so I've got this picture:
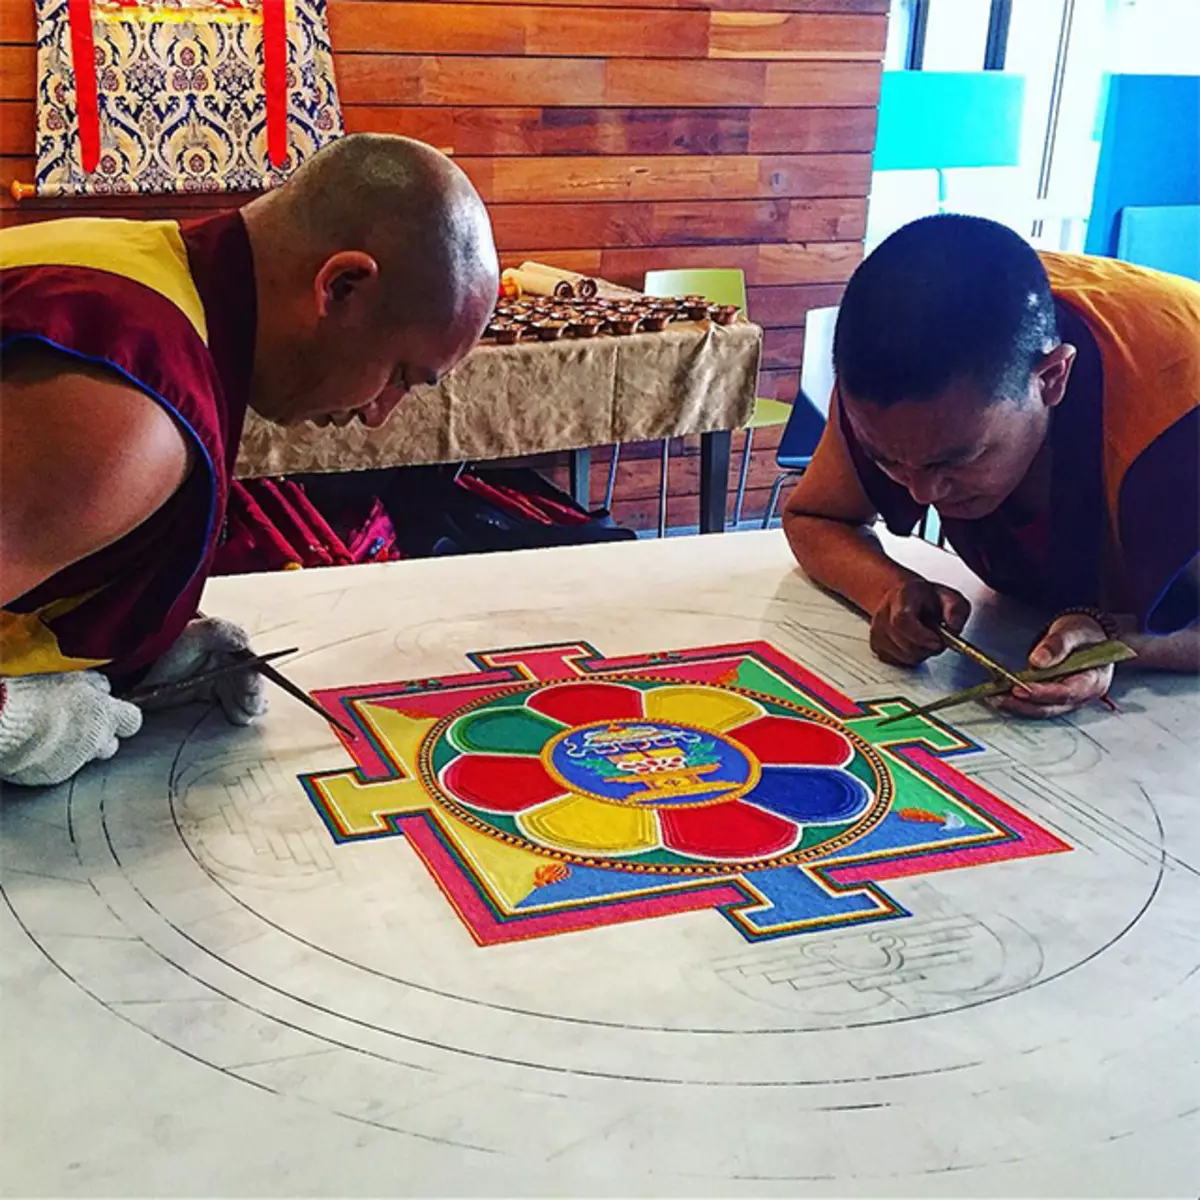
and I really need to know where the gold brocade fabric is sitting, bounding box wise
[234,320,764,478]
[34,0,342,196]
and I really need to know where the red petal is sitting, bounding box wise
[441,755,564,813]
[660,800,799,861]
[731,715,851,768]
[527,681,644,726]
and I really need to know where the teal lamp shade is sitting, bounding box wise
[873,71,1026,172]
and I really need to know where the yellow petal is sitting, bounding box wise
[644,684,762,733]
[518,794,659,855]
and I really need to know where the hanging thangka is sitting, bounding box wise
[33,0,343,197]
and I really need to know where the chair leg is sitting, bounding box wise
[604,445,620,512]
[657,439,670,538]
[733,428,754,528]
[568,447,590,510]
[762,470,804,530]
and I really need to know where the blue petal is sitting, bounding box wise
[745,767,870,825]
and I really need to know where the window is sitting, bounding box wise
[921,0,992,71]
[878,0,1199,249]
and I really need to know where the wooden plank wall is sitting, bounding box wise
[0,0,884,529]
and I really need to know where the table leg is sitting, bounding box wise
[699,430,732,534]
[569,448,591,510]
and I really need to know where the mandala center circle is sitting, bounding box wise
[542,719,760,809]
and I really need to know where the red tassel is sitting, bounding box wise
[261,0,288,169]
[67,0,100,173]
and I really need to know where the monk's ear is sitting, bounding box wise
[313,251,380,321]
[1034,343,1076,409]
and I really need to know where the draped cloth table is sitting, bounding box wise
[234,314,764,532]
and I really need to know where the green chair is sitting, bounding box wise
[633,268,791,534]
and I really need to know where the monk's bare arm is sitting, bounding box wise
[0,346,192,608]
[782,396,919,615]
[1121,626,1200,671]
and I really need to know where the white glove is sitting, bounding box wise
[139,617,269,726]
[0,672,143,787]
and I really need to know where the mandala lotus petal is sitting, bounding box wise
[659,800,800,860]
[744,766,870,825]
[730,715,852,767]
[448,706,561,755]
[518,795,659,855]
[643,684,763,732]
[526,681,644,726]
[441,754,565,813]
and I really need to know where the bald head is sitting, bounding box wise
[257,133,498,326]
[243,135,499,429]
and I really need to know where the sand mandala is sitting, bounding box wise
[301,641,1070,944]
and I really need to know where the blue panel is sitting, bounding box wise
[1116,205,1200,281]
[873,71,1026,171]
[1085,75,1200,257]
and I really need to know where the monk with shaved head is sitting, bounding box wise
[244,134,498,429]
[0,135,499,785]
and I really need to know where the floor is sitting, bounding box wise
[2,532,1196,1197]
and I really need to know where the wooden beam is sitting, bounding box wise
[372,0,889,11]
[708,11,885,59]
[0,46,33,100]
[348,106,758,157]
[758,368,802,399]
[343,104,877,157]
[335,55,605,107]
[327,3,883,60]
[488,196,864,250]
[474,153,871,203]
[0,0,34,42]
[497,240,860,288]
[606,58,875,107]
[747,105,876,153]
[527,6,709,57]
[0,102,879,160]
[761,325,805,369]
[0,0,887,46]
[0,101,32,155]
[745,281,846,323]
[332,54,879,108]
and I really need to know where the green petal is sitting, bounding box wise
[449,707,562,756]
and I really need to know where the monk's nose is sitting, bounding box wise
[903,468,951,507]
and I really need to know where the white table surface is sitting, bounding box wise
[2,530,1197,1197]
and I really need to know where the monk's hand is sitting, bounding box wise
[0,672,143,787]
[870,578,971,667]
[139,617,269,726]
[991,612,1114,719]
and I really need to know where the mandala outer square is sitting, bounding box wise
[299,641,1071,945]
